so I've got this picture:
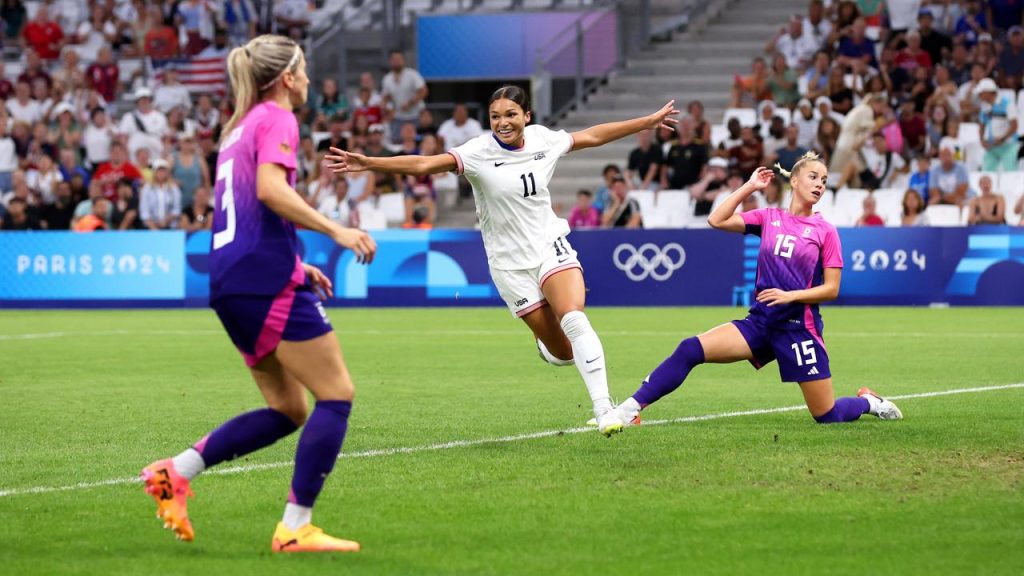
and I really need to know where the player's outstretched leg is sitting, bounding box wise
[270,334,360,553]
[857,387,904,420]
[801,379,902,423]
[141,357,305,543]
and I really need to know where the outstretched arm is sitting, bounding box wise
[325,147,457,177]
[707,166,774,232]
[570,100,679,152]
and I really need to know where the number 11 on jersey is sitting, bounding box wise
[520,172,536,198]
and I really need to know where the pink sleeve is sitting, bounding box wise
[255,112,298,170]
[821,225,844,268]
[740,208,766,226]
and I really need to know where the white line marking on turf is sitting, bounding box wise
[1,383,1021,500]
[2,329,1022,341]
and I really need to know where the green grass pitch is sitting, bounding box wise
[0,307,1021,575]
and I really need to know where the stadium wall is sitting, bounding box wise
[1,228,1022,308]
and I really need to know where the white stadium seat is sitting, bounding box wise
[998,171,1024,224]
[658,190,694,228]
[872,188,904,226]
[356,201,388,230]
[812,189,837,223]
[377,193,407,224]
[723,108,757,128]
[628,190,662,228]
[924,204,962,227]
[832,188,869,227]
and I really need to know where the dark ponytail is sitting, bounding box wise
[488,85,531,114]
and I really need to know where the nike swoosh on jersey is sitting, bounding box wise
[494,162,506,167]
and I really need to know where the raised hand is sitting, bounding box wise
[746,166,775,190]
[324,147,369,175]
[647,100,681,131]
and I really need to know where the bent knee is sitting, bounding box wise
[271,400,309,426]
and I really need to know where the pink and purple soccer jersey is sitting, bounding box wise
[208,101,331,366]
[210,101,303,300]
[733,207,843,382]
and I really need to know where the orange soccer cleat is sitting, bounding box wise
[140,459,195,542]
[272,522,361,553]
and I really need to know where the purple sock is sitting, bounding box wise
[632,337,705,408]
[193,408,298,467]
[289,400,351,507]
[813,397,870,424]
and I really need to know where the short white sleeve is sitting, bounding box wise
[533,124,574,157]
[448,134,489,177]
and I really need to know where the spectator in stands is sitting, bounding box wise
[416,108,438,140]
[771,124,809,172]
[343,146,376,204]
[687,100,711,145]
[886,0,922,35]
[856,195,885,226]
[2,196,40,229]
[28,154,63,204]
[365,123,400,194]
[973,33,999,77]
[0,62,12,102]
[437,103,482,150]
[996,26,1024,91]
[975,78,1020,171]
[0,114,16,192]
[967,174,1006,224]
[171,132,209,207]
[6,80,41,125]
[793,99,819,149]
[836,18,877,69]
[954,0,989,48]
[396,122,419,155]
[82,107,114,168]
[318,176,357,228]
[803,0,831,49]
[39,180,75,230]
[94,142,143,200]
[896,30,934,74]
[761,115,787,161]
[816,115,840,165]
[317,115,348,155]
[154,68,193,114]
[730,57,770,107]
[140,158,181,229]
[761,177,783,208]
[926,65,960,118]
[179,184,213,231]
[602,176,642,228]
[803,50,831,101]
[717,117,742,157]
[119,87,168,161]
[947,42,972,86]
[626,129,662,191]
[907,154,931,200]
[767,15,817,70]
[815,94,845,124]
[58,148,89,188]
[837,131,908,190]
[85,46,119,105]
[381,50,428,141]
[1,0,27,41]
[830,93,882,178]
[22,4,64,61]
[688,156,730,217]
[52,50,85,91]
[145,6,180,59]
[568,190,600,229]
[588,164,620,214]
[916,10,951,66]
[402,135,440,228]
[219,0,258,47]
[306,160,338,208]
[176,0,216,55]
[900,188,929,226]
[274,0,312,39]
[663,116,709,188]
[10,121,30,158]
[897,97,927,157]
[312,78,347,130]
[52,0,87,40]
[958,62,989,120]
[73,195,110,232]
[728,125,763,178]
[1015,192,1024,225]
[767,54,800,107]
[111,178,141,230]
[193,94,220,139]
[929,138,970,205]
[825,66,855,114]
[72,4,118,63]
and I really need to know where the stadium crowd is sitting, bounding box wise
[580,0,1024,229]
[2,0,1023,233]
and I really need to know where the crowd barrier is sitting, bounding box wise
[1,227,1022,308]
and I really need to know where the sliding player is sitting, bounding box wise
[326,86,678,436]
[140,35,376,552]
[609,152,902,426]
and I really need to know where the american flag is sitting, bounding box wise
[149,57,227,95]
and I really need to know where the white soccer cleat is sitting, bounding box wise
[595,409,625,437]
[586,404,641,429]
[858,387,903,420]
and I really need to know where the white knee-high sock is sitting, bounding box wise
[560,311,612,415]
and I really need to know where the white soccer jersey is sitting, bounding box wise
[449,124,573,270]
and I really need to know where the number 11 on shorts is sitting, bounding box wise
[791,340,817,366]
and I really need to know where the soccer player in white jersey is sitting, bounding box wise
[326,86,678,436]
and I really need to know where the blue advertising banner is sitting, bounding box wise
[1,227,1021,308]
[0,231,185,301]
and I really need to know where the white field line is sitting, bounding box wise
[2,329,1022,341]
[1,382,1021,500]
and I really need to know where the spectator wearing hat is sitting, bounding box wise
[154,68,193,114]
[996,26,1024,91]
[626,129,663,191]
[119,87,169,161]
[140,158,181,230]
[602,176,642,229]
[928,138,970,206]
[363,123,400,194]
[689,156,731,217]
[975,78,1020,171]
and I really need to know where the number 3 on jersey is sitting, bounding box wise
[773,234,796,259]
[213,159,235,250]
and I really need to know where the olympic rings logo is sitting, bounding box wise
[612,243,686,282]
